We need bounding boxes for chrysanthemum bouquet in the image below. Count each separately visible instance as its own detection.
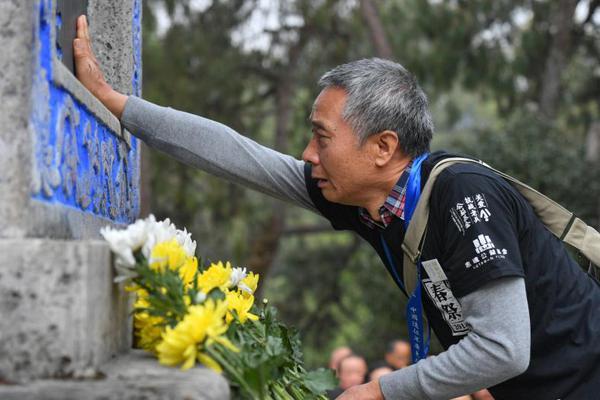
[101,215,335,399]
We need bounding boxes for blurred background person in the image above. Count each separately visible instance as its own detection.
[384,340,411,370]
[327,355,368,399]
[328,346,353,372]
[368,365,393,382]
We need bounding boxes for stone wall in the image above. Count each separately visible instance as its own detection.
[0,1,229,397]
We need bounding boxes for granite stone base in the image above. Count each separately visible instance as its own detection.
[0,239,131,382]
[0,350,230,400]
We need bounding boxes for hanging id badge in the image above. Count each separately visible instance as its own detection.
[380,152,431,363]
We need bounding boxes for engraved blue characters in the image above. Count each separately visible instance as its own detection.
[30,0,140,223]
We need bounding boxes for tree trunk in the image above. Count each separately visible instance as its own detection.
[538,0,579,119]
[245,20,314,294]
[360,0,393,59]
[585,121,600,230]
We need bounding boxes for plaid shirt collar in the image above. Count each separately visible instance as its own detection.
[358,160,413,229]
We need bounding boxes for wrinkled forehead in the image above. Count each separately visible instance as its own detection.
[310,86,348,121]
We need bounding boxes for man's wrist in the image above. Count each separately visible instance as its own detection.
[97,85,128,120]
[371,378,385,400]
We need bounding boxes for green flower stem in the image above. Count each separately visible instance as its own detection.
[271,382,293,400]
[289,385,306,400]
[206,346,257,399]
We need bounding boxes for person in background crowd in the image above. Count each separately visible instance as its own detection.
[327,355,369,399]
[369,365,393,382]
[384,340,411,370]
[329,346,353,372]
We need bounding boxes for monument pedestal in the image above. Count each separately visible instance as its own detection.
[0,350,230,400]
[0,239,130,382]
[0,1,229,398]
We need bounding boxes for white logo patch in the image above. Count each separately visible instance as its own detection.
[422,259,448,283]
[423,278,470,336]
[450,194,492,235]
[465,234,508,269]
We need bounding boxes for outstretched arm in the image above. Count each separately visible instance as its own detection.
[73,16,316,212]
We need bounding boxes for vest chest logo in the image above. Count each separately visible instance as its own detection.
[422,278,470,336]
[450,193,492,235]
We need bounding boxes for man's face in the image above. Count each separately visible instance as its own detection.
[385,342,411,370]
[338,356,368,390]
[302,87,375,206]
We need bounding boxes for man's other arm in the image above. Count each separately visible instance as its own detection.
[378,277,530,399]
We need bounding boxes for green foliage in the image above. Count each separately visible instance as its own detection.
[133,259,189,327]
[210,304,337,399]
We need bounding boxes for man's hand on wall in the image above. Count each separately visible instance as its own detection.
[73,15,128,119]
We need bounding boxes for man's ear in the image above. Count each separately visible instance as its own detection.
[371,130,399,167]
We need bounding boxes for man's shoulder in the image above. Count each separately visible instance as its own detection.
[423,151,506,191]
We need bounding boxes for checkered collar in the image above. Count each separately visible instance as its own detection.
[358,160,413,229]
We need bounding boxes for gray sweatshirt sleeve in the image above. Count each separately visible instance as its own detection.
[120,96,317,212]
[379,277,531,399]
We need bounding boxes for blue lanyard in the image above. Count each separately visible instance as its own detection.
[379,152,430,363]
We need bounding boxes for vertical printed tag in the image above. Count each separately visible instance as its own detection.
[422,259,448,282]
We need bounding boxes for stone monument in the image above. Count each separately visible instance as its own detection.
[0,1,229,398]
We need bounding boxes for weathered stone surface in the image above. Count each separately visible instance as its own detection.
[0,0,35,240]
[0,239,131,382]
[0,1,230,398]
[0,0,141,241]
[0,350,230,400]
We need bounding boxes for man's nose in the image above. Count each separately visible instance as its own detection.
[302,138,319,165]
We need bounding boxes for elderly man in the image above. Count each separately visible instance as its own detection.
[74,15,600,400]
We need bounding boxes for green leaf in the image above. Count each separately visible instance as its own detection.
[302,369,338,394]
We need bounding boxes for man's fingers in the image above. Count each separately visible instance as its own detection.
[73,38,83,55]
[76,15,86,40]
[82,15,91,42]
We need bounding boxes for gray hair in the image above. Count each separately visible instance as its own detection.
[318,58,433,158]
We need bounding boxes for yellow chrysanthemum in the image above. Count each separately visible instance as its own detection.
[150,239,187,272]
[156,299,238,371]
[197,261,232,294]
[150,239,198,285]
[179,256,198,286]
[239,272,259,296]
[134,295,165,352]
[225,290,258,324]
[135,313,165,352]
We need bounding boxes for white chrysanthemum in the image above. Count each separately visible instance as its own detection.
[175,228,197,257]
[113,264,139,283]
[100,226,136,268]
[100,215,157,264]
[141,217,177,259]
[126,215,157,250]
[229,267,247,288]
[238,282,253,294]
